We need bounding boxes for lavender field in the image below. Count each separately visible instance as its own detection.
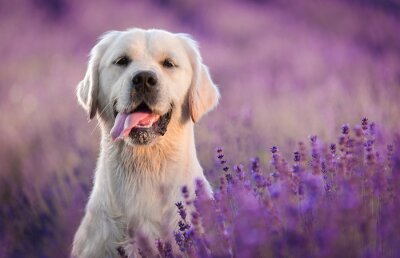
[1,0,400,257]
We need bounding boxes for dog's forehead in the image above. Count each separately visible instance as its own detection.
[116,29,186,58]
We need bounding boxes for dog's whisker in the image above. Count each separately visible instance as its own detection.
[90,101,113,135]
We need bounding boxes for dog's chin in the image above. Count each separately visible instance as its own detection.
[124,107,173,146]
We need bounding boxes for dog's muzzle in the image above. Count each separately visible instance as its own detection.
[110,70,173,145]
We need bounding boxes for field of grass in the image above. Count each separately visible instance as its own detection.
[0,0,399,257]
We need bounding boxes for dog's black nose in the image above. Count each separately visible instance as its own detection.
[132,71,158,89]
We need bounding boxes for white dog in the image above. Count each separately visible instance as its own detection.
[72,28,219,258]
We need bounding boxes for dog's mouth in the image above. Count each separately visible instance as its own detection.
[110,102,172,144]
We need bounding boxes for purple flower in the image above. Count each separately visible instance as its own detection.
[342,124,350,135]
[330,144,336,155]
[362,117,369,130]
[294,151,301,162]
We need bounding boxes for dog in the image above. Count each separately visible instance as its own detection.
[71,28,220,258]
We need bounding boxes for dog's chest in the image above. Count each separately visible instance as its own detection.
[116,174,181,238]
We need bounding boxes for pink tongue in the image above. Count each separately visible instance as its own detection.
[110,112,160,141]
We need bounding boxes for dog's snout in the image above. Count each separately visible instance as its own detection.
[132,71,158,89]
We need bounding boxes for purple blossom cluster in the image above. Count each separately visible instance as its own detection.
[135,118,400,258]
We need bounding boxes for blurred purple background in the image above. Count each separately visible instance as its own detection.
[0,0,399,257]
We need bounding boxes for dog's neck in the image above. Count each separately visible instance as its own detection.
[98,121,198,179]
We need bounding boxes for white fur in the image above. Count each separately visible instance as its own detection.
[72,28,219,258]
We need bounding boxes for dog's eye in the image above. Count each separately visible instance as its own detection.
[113,56,130,66]
[162,59,176,68]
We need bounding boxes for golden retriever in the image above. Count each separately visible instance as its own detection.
[71,28,219,258]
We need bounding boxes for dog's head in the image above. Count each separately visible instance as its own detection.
[77,28,219,146]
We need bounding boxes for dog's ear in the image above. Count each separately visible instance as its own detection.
[77,31,119,120]
[179,34,220,123]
